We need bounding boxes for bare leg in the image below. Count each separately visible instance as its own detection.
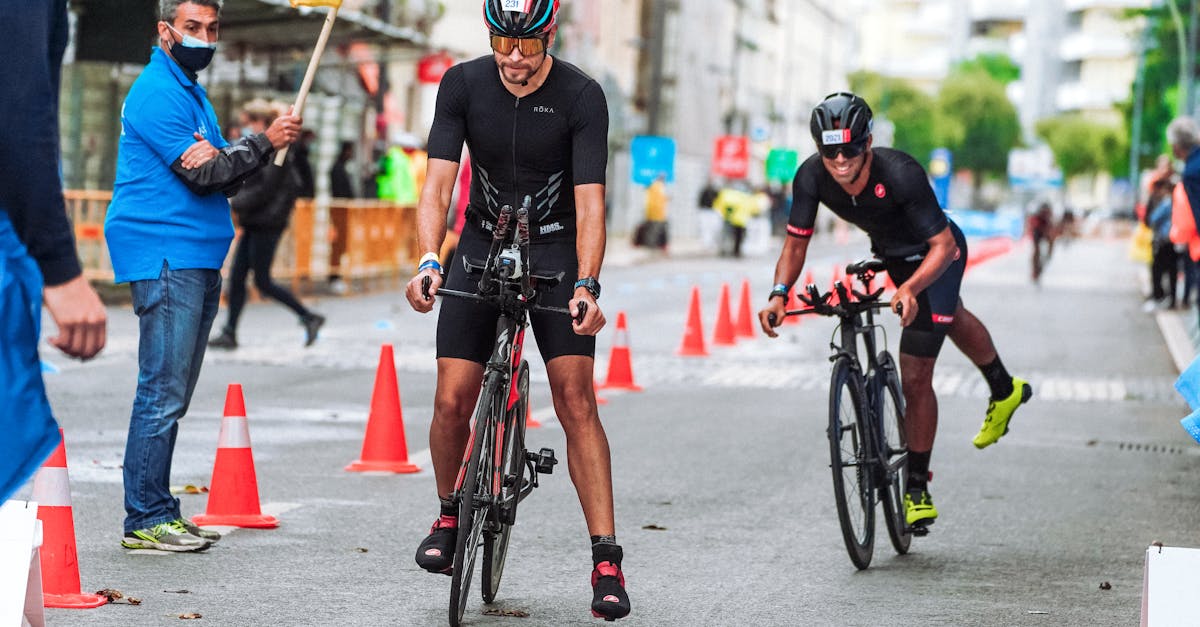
[546,355,615,537]
[898,353,938,453]
[429,358,484,498]
[946,302,999,367]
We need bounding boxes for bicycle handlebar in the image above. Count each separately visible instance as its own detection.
[421,276,587,324]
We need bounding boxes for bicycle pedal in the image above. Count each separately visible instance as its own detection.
[907,523,931,537]
[526,447,558,474]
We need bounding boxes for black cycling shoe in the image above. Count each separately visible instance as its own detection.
[302,313,326,347]
[590,545,630,621]
[415,515,456,575]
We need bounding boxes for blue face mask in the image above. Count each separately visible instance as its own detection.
[163,23,217,72]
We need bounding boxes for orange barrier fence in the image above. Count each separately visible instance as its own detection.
[63,191,418,292]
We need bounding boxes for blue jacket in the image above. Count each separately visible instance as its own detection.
[0,0,82,285]
[105,47,234,283]
[1182,147,1200,235]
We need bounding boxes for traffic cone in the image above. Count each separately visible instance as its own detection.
[525,400,541,428]
[192,384,279,528]
[346,345,421,473]
[677,286,709,356]
[734,279,755,338]
[713,283,737,346]
[598,311,643,391]
[784,285,801,326]
[34,430,107,609]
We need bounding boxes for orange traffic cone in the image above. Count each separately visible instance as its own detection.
[598,311,643,391]
[713,283,737,346]
[734,279,755,338]
[784,285,802,326]
[525,403,542,428]
[346,345,421,473]
[34,430,107,609]
[192,384,279,528]
[677,286,709,356]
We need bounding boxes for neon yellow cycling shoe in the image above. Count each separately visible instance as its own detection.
[973,377,1033,449]
[904,488,937,527]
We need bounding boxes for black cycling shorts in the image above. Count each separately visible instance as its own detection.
[436,226,595,364]
[883,220,967,359]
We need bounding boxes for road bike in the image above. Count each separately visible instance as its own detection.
[423,198,583,626]
[772,259,916,570]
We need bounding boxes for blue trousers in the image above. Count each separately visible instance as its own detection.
[0,211,60,503]
[123,262,220,532]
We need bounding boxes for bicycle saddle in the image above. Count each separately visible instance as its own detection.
[846,259,886,275]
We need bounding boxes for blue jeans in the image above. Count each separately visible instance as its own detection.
[123,262,221,533]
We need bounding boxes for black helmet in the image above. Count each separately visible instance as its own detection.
[483,0,560,37]
[810,92,874,159]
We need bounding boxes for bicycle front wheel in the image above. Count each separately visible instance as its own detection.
[829,356,875,570]
[875,351,911,555]
[482,361,529,603]
[449,379,499,626]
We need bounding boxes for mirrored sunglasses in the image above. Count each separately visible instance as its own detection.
[490,34,547,56]
[818,141,867,160]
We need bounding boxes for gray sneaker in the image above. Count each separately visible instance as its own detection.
[121,520,211,552]
[177,518,222,542]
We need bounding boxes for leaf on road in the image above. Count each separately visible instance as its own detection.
[657,501,672,506]
[178,613,202,619]
[482,608,529,617]
[1099,581,1112,590]
[96,588,141,605]
[354,547,369,553]
[169,484,209,495]
[164,589,191,594]
[1027,611,1049,615]
[641,524,667,531]
[1086,439,1098,446]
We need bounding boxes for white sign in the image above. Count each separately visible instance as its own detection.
[0,500,43,627]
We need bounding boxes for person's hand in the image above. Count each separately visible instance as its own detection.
[265,109,303,150]
[42,275,107,360]
[758,297,787,338]
[570,291,605,335]
[180,132,219,169]
[891,285,917,327]
[405,269,441,313]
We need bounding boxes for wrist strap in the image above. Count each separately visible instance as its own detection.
[418,252,441,273]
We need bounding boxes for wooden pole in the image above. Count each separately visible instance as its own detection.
[274,5,339,166]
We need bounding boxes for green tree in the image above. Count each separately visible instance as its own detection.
[848,71,942,164]
[1124,5,1192,172]
[1036,114,1129,179]
[953,53,1021,85]
[936,70,1021,185]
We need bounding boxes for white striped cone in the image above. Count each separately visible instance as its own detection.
[34,430,107,608]
[191,384,278,528]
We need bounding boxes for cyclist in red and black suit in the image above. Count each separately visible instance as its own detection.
[403,0,629,620]
[759,92,1032,530]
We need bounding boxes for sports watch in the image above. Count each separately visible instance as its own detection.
[574,277,601,300]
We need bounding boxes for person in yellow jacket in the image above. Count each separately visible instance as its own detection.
[713,187,764,257]
[636,174,669,251]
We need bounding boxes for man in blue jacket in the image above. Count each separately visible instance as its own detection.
[0,0,108,505]
[1170,117,1200,326]
[106,0,301,552]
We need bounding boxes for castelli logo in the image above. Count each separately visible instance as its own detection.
[875,184,886,198]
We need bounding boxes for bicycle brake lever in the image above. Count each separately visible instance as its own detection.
[421,275,432,300]
[574,301,588,325]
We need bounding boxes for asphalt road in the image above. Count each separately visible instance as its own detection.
[29,229,1199,626]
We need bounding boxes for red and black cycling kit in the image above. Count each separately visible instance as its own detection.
[426,55,609,364]
[788,147,967,358]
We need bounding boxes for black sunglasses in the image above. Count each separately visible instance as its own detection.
[818,140,867,160]
[490,34,547,56]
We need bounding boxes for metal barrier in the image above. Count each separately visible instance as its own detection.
[62,191,418,292]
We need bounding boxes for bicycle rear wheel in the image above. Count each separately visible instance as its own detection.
[829,356,875,570]
[482,361,529,603]
[875,351,911,555]
[449,379,499,626]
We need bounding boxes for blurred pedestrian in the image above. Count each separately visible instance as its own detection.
[330,140,357,199]
[1169,117,1200,326]
[635,173,669,251]
[104,0,300,552]
[209,101,325,350]
[294,128,316,198]
[0,0,108,504]
[713,186,760,257]
[697,178,722,251]
[1146,178,1178,310]
[1028,203,1055,283]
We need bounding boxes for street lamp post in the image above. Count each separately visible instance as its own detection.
[1165,0,1192,115]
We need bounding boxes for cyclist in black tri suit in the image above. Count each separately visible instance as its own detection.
[403,1,629,620]
[759,93,1033,531]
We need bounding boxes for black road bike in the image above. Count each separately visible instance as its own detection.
[772,259,918,570]
[423,198,583,626]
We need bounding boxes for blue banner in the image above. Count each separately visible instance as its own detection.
[929,148,952,209]
[630,135,676,185]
